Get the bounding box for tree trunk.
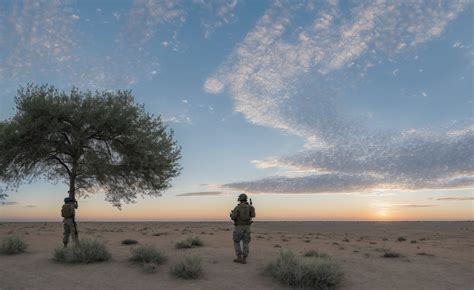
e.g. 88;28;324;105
69;174;76;200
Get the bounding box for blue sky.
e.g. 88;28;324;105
0;0;473;221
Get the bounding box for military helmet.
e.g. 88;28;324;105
64;197;71;203
238;193;248;201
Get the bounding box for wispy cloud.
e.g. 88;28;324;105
0;1;78;81
397;204;437;208
208;0;473;195
176;191;223;197
195;0;241;38
0;201;18;206
0;0;242;89
121;0;185;46
162;115;192;125
436;196;473;201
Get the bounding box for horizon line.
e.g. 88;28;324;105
1;219;472;223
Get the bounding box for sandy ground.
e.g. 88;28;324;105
0;221;473;290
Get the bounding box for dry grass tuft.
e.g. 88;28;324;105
53;239;111;263
170;255;203;279
1;236;27;255
264;250;344;289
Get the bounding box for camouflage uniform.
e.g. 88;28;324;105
233;224;251;258
230;200;256;263
62;202;78;247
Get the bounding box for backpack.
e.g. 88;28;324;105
61;204;74;218
238;203;251;222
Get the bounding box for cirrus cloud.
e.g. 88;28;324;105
176;191;223;197
208;0;473;195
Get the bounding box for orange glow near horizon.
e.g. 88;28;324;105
1;197;472;221
1;189;473;222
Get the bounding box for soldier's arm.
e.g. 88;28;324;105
230;205;239;220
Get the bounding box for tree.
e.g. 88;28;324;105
0;84;181;208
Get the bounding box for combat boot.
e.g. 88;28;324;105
233;256;243;263
241;256;247;264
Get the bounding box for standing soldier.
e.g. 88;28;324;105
61;196;78;247
230;193;256;264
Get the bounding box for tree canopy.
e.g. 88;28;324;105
0;84;181;208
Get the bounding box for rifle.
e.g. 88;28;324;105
72;199;79;242
250;198;253;206
72;216;79;241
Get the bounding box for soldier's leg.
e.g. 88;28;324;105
63;222;70;247
233;227;243;258
242;226;251;260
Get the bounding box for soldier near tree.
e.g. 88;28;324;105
230;193;256;264
61;196;78;247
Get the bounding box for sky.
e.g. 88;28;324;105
0;0;473;221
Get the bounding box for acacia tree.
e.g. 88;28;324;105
0;84;181;208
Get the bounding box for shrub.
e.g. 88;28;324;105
303;250;330;259
417;252;434;257
53;239;111;263
264;250;344;289
397;237;406;242
382;249;401;258
175;239;192;249
170;255;203;279
129;245;166;265
1;236;27;255
175;237;203;249
122;239;138;245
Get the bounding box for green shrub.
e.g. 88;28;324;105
264;250;344;289
170;255;203;279
175;237;203;249
53;239;111;263
303;250;330;259
1;236;27;255
122;239;138;245
129;245;166;265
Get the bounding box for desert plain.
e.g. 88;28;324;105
0;221;473;290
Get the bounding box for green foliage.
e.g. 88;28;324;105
264;250;344;289
0;236;27;255
122;239;138;245
175;237;203;249
170;255;203;279
53;239;111;263
303;250;331;259
129;244;166;265
0;84;181;207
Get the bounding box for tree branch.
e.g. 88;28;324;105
50;156;71;176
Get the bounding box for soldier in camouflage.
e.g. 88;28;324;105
61;197;78;248
230;193;256;264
